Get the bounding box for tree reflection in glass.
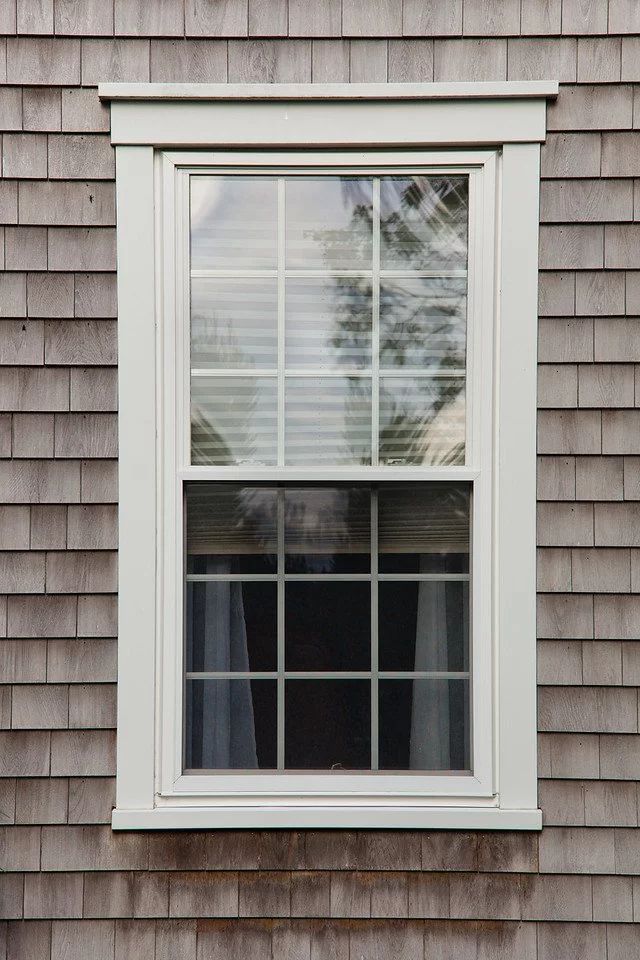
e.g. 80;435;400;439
377;176;468;465
191;377;277;466
380;176;468;270
299;174;468;465
190;173;469;466
284;177;374;464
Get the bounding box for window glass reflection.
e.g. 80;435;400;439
379;278;466;370
185;169;475;776
191;377;277;466
285;177;373;270
285;377;372;465
378;483;470;573
191;278;277;370
186;483;277;573
189;174;470;469
286;278;372;370
284;486;370;573
191;177;277;270
380;176;468;271
379;377;465;466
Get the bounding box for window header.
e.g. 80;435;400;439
100;82;558;148
99;81;559;102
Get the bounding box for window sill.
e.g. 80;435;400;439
112;805;543;831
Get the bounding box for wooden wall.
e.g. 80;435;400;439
1;0;640;956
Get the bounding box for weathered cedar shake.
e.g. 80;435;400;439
1;1;640;956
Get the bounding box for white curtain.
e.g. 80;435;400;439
410;578;450;769
187;561;258;769
409;564;469;770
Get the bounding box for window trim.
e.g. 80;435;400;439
103;82;558;831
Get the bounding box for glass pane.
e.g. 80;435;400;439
285;680;370;769
191;278;277;370
285;278;372;369
379;278;466;370
378;581;469;672
285;582;370;671
379;376;465;466
285;177;373;270
284;486;370;573
185;679;277;769
191;376;277;465
378;483;470;574
186;483;277;574
285;377;371;465
191;176;277;270
181;483;474;773
187;582;277;673
379;679;470;771
380;176;468;271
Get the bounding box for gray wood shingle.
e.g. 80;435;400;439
1;1;640;947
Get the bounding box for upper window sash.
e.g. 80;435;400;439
188;172;469;470
164;151;497;483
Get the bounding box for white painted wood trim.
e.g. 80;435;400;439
163;149;500;168
169;774;490;798
99;81;559;102
106;98;550;147
496;143;541;813
112;87;545;830
115;145;157;813
113;805;542;830
156;149;496;809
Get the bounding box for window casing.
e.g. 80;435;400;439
106;83;555;830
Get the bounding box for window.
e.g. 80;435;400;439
186;171;473;777
105;82;557;829
178;157;490;799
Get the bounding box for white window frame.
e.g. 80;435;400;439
102;82;557;831
168;151;492;800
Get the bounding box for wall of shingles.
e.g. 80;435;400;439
1;1;640;957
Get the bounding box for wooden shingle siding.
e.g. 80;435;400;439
0;0;638;954
149;40;227;83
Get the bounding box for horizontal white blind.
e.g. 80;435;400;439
186;483;469;557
